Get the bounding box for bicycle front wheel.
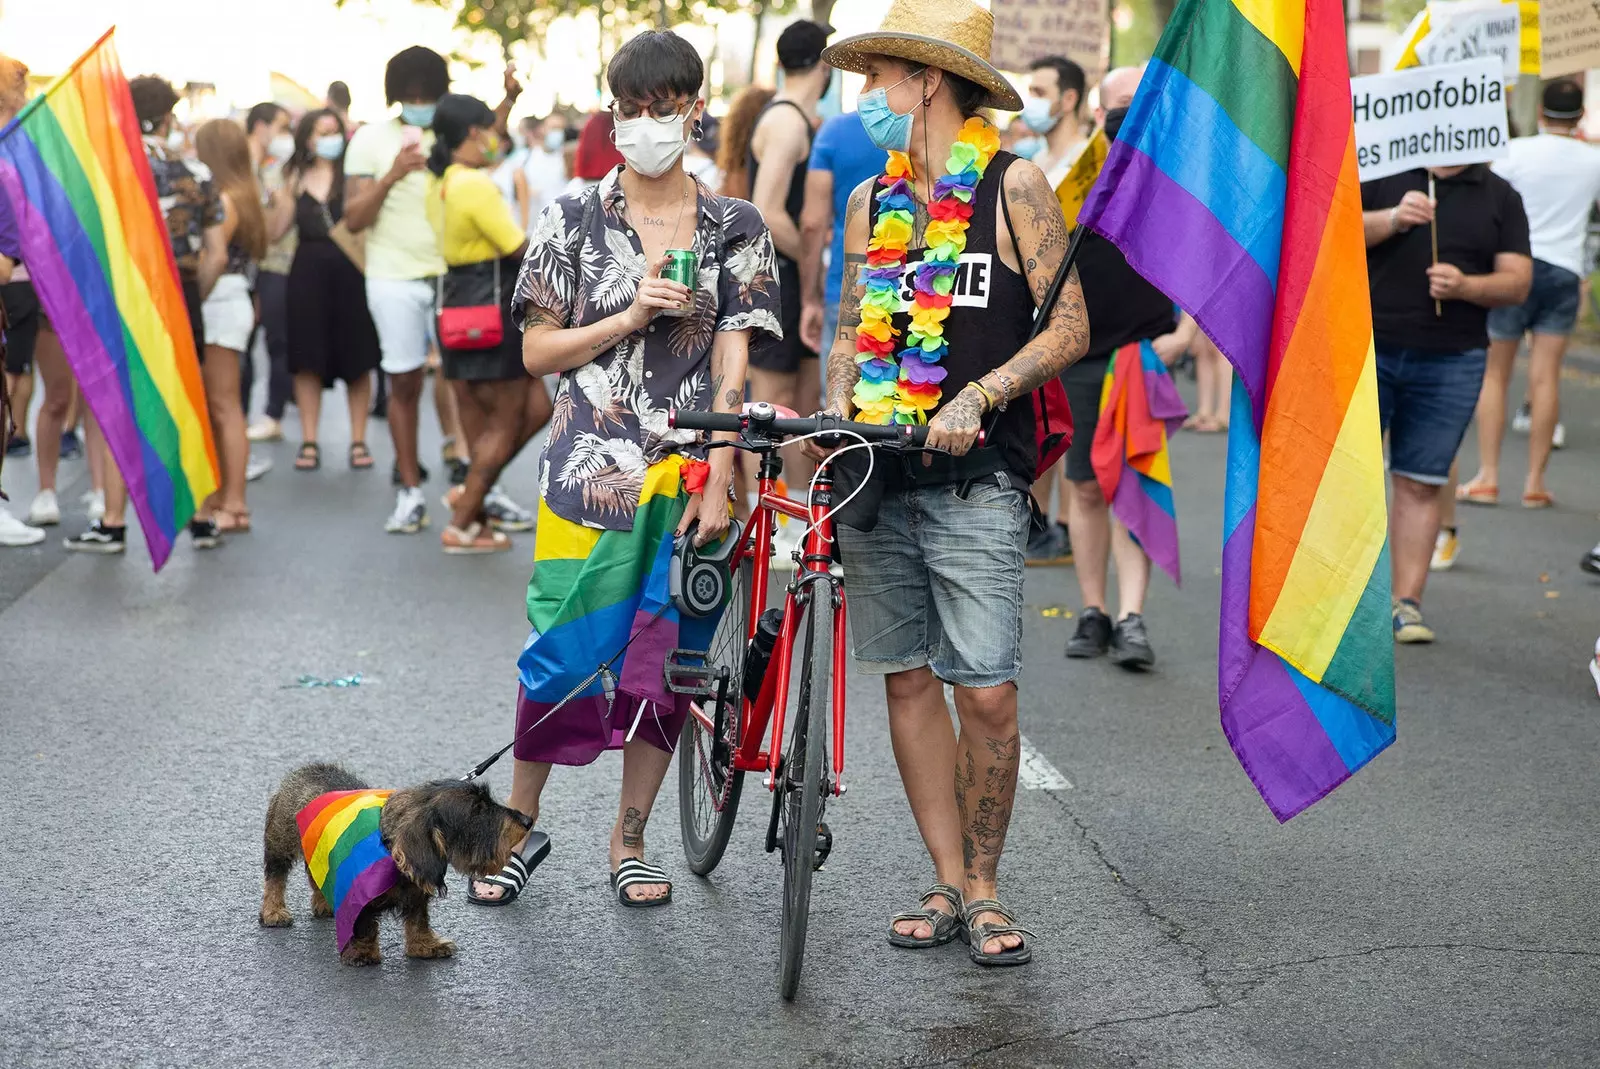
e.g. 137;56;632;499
678;557;751;876
777;586;833;1001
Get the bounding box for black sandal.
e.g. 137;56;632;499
959;899;1034;966
888;883;964;949
294;442;320;472
466;831;550;907
349;442;374;470
610;858;673;908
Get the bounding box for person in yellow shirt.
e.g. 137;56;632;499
426;94;551;554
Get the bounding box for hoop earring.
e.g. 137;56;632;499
691;118;705;141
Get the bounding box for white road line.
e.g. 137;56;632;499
942;685;1072;790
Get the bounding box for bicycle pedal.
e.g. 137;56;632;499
663;648;715;696
813;821;833;871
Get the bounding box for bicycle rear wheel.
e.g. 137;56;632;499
777;585;833;1001
678;557;751;876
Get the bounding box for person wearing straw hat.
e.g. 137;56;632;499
815;0;1089;967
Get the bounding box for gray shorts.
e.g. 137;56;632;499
838;474;1030;688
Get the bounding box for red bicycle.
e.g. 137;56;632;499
665;402;933;1001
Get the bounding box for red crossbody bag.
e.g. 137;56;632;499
435;174;504;351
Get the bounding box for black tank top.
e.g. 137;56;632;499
867;150;1037;483
748;100;812;268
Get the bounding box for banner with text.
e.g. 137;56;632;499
1353;58;1509;181
991;0;1109;87
1540;0;1600;78
1413;3;1521;80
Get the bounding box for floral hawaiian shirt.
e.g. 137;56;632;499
142;136;224;278
511;166;782;531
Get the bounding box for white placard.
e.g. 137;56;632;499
1352;58;1510;182
1413;4;1521;80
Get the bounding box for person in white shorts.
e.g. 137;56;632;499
342;46;524;533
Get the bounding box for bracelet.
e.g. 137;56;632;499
993;373;1015;409
970;380;999;412
1388;206;1401;233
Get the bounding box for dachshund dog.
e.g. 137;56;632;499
259;763;530;966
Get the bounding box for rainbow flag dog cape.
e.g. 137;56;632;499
296;790;399;953
1090;340;1187;586
0;30;218;570
1079;0;1396;820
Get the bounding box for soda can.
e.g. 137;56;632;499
660;248;697;317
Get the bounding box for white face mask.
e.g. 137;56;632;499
612;113;691;178
267;133;295;160
166;128;186;152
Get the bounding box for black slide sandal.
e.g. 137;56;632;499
467;831;551;906
610;858;673;908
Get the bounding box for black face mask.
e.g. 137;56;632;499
1103;106;1129;141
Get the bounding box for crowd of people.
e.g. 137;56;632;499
1;0;1597;961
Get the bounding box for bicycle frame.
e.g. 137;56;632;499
687;446;848;796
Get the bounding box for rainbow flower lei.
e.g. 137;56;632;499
853;117;1002;424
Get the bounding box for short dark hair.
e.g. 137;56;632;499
327;80;351;111
426;93;496;177
245;102;285;135
129;76;180;132
607;31;704;103
1029;55;1086;113
385;46;449;107
776;20;833;74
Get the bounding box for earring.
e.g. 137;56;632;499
691;118;704;141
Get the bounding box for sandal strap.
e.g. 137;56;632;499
614;858;671;888
481;853;531;893
961;898;1015;924
921;882;964;912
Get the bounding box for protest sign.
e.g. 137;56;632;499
1540;0;1600;78
1388;0;1540;75
1352;57;1510;181
1054;129;1108;227
991;0;1108;86
1413;3;1521;80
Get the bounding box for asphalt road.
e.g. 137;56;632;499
2;359;1597;1068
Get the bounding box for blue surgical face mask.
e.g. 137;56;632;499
400;102;437;128
1013;135;1046;161
858;72;920;153
1020;96;1059;134
314;134;345;160
543;129;564;153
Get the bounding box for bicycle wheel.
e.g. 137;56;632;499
777;585;833;1001
678;557;751;876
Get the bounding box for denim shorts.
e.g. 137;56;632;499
837;474;1030;688
1375;344;1488;485
1487;259;1581;340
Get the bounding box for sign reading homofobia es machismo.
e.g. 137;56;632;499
1352;58;1509;182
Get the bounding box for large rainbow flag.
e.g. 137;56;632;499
1079;0;1396;820
0;30;218;569
1090;340;1187;586
295;789;399;953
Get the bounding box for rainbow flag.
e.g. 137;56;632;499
1079;0;1396;820
0;30;218;570
514;456;722;765
1090;340;1187;586
296;789;399;953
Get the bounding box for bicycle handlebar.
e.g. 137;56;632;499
672;403;988;448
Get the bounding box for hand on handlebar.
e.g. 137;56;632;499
801;405;851;464
923;386;986;457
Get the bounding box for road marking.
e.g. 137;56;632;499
1018;735;1073;791
942;685;1072;790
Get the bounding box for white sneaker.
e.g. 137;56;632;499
27;489;60;527
384;487;429;534
246;453;274;481
0;508;45;546
1590;636;1600;699
246;417;283;442
1552;422;1566;450
1511;401;1532;434
84;489;105;522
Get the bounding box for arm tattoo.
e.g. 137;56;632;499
589;329;625;354
826;252;868;413
523;307;558;330
987;166;1089;395
724;389;741;409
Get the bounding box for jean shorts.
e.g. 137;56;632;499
837;474;1030;688
1375;344;1488;485
365;276;438;375
1487;259;1581;340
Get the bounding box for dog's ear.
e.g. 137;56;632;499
388;811;448;897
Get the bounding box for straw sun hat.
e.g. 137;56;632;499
821;0;1024;114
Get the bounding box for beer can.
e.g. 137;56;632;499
660;248;697;317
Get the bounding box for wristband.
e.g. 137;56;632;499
970;381;999;412
1388;206;1401;233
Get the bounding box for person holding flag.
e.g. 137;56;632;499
816;0;1089;966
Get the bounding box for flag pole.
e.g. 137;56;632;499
1428;172;1441;317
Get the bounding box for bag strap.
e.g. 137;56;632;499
434;168;505;309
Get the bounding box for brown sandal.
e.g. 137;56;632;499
215;507;251;533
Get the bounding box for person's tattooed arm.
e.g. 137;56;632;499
823;178;876;418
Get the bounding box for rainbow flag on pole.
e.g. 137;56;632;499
1079;0;1396;820
0;30;218;569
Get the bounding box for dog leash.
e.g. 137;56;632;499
460;599;674;782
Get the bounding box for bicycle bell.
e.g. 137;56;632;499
671;518;743;618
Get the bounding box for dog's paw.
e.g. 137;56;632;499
405;937;457;960
259;907;294;928
340;947;383;967
310;899;334;920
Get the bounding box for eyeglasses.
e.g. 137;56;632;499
610;97;693;122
